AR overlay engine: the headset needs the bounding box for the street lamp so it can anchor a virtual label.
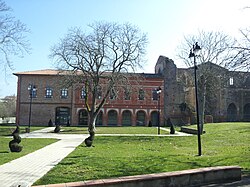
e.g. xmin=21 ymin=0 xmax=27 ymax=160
xmin=28 ymin=84 xmax=36 ymax=132
xmin=189 ymin=42 xmax=202 ymax=156
xmin=156 ymin=86 xmax=162 ymax=135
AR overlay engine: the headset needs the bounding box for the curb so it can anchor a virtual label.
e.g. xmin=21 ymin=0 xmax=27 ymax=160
xmin=32 ymin=166 xmax=242 ymax=187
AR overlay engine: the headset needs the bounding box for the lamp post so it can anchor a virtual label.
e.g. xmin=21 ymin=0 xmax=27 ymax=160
xmin=28 ymin=84 xmax=36 ymax=132
xmin=156 ymin=86 xmax=162 ymax=135
xmin=189 ymin=42 xmax=202 ymax=156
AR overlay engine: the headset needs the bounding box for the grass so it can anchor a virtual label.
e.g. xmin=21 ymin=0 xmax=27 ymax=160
xmin=34 ymin=122 xmax=250 ymax=185
xmin=0 ymin=125 xmax=58 ymax=165
xmin=0 ymin=138 xmax=58 ymax=165
xmin=0 ymin=125 xmax=45 ymax=136
xmin=60 ymin=126 xmax=170 ymax=134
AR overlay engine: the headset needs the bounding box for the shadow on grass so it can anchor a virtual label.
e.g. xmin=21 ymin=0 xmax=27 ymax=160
xmin=0 ymin=151 xmax=9 ymax=153
xmin=59 ymin=161 xmax=76 ymax=166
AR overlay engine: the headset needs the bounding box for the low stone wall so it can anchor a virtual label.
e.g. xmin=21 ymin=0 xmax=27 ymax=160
xmin=33 ymin=166 xmax=241 ymax=187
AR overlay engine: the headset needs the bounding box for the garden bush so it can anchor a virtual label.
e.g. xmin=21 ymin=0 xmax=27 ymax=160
xmin=9 ymin=126 xmax=22 ymax=152
xmin=48 ymin=119 xmax=53 ymax=127
xmin=54 ymin=125 xmax=61 ymax=133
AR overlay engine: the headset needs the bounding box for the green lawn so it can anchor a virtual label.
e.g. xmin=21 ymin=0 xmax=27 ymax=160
xmin=34 ymin=122 xmax=250 ymax=185
xmin=0 ymin=138 xmax=58 ymax=165
xmin=0 ymin=125 xmax=58 ymax=165
xmin=0 ymin=125 xmax=45 ymax=136
xmin=60 ymin=126 xmax=170 ymax=134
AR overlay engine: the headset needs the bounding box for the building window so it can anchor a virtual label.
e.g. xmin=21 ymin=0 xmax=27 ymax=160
xmin=110 ymin=89 xmax=116 ymax=100
xmin=80 ymin=87 xmax=86 ymax=99
xmin=61 ymin=88 xmax=68 ymax=99
xmin=152 ymin=89 xmax=158 ymax=100
xmin=138 ymin=88 xmax=145 ymax=100
xmin=28 ymin=84 xmax=37 ymax=98
xmin=45 ymin=87 xmax=53 ymax=98
xmin=97 ymin=86 xmax=102 ymax=99
xmin=229 ymin=77 xmax=234 ymax=86
xmin=124 ymin=89 xmax=131 ymax=100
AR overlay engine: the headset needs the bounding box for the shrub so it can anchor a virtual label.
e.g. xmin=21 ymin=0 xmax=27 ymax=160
xmin=54 ymin=125 xmax=61 ymax=133
xmin=170 ymin=124 xmax=175 ymax=134
xmin=66 ymin=120 xmax=70 ymax=127
xmin=9 ymin=129 xmax=22 ymax=152
xmin=9 ymin=141 xmax=23 ymax=152
xmin=84 ymin=131 xmax=95 ymax=147
xmin=12 ymin=126 xmax=20 ymax=135
xmin=48 ymin=119 xmax=53 ymax=127
xmin=167 ymin=118 xmax=175 ymax=134
xmin=84 ymin=137 xmax=92 ymax=147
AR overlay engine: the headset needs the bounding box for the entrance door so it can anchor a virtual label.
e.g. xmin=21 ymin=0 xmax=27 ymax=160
xmin=243 ymin=103 xmax=250 ymax=121
xmin=55 ymin=107 xmax=70 ymax=126
xmin=227 ymin=103 xmax=237 ymax=121
xmin=136 ymin=111 xmax=146 ymax=126
xmin=108 ymin=110 xmax=118 ymax=126
xmin=122 ymin=110 xmax=132 ymax=126
xmin=151 ymin=111 xmax=158 ymax=126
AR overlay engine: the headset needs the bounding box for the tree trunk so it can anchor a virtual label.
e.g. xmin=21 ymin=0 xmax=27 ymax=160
xmin=84 ymin=114 xmax=96 ymax=147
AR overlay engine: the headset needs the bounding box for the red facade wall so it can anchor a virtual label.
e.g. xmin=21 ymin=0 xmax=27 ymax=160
xmin=73 ymin=76 xmax=164 ymax=126
xmin=14 ymin=70 xmax=164 ymax=126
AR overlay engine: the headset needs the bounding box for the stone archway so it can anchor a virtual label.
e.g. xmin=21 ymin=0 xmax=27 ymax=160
xmin=122 ymin=110 xmax=132 ymax=126
xmin=227 ymin=103 xmax=237 ymax=122
xmin=150 ymin=111 xmax=158 ymax=126
xmin=243 ymin=103 xmax=250 ymax=121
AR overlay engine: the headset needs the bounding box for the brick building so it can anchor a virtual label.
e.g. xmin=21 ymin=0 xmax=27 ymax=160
xmin=14 ymin=69 xmax=164 ymax=126
xmin=14 ymin=56 xmax=250 ymax=126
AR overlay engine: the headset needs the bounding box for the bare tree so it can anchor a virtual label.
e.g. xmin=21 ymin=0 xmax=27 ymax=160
xmin=177 ymin=31 xmax=235 ymax=130
xmin=229 ymin=28 xmax=250 ymax=71
xmin=0 ymin=95 xmax=16 ymax=119
xmin=50 ymin=22 xmax=148 ymax=146
xmin=0 ymin=101 xmax=7 ymax=118
xmin=178 ymin=30 xmax=235 ymax=67
xmin=0 ymin=0 xmax=30 ymax=70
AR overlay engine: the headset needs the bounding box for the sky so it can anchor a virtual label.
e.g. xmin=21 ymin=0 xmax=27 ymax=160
xmin=0 ymin=0 xmax=249 ymax=98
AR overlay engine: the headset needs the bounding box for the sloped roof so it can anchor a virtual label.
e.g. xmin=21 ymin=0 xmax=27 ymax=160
xmin=13 ymin=69 xmax=69 ymax=76
xmin=13 ymin=69 xmax=163 ymax=79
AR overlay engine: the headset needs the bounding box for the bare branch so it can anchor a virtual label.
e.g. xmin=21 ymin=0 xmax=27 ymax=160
xmin=0 ymin=0 xmax=30 ymax=70
xmin=176 ymin=30 xmax=236 ymax=68
xmin=50 ymin=21 xmax=148 ymax=136
xmin=176 ymin=30 xmax=236 ymax=128
xmin=229 ymin=28 xmax=250 ymax=71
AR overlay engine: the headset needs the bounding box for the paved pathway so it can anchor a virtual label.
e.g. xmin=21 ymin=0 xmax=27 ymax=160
xmin=0 ymin=128 xmax=87 ymax=187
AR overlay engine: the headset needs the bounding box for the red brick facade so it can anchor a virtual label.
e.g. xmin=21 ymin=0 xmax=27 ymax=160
xmin=14 ymin=70 xmax=164 ymax=126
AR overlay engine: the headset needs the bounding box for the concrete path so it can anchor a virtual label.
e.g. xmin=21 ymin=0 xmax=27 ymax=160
xmin=0 ymin=128 xmax=87 ymax=187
